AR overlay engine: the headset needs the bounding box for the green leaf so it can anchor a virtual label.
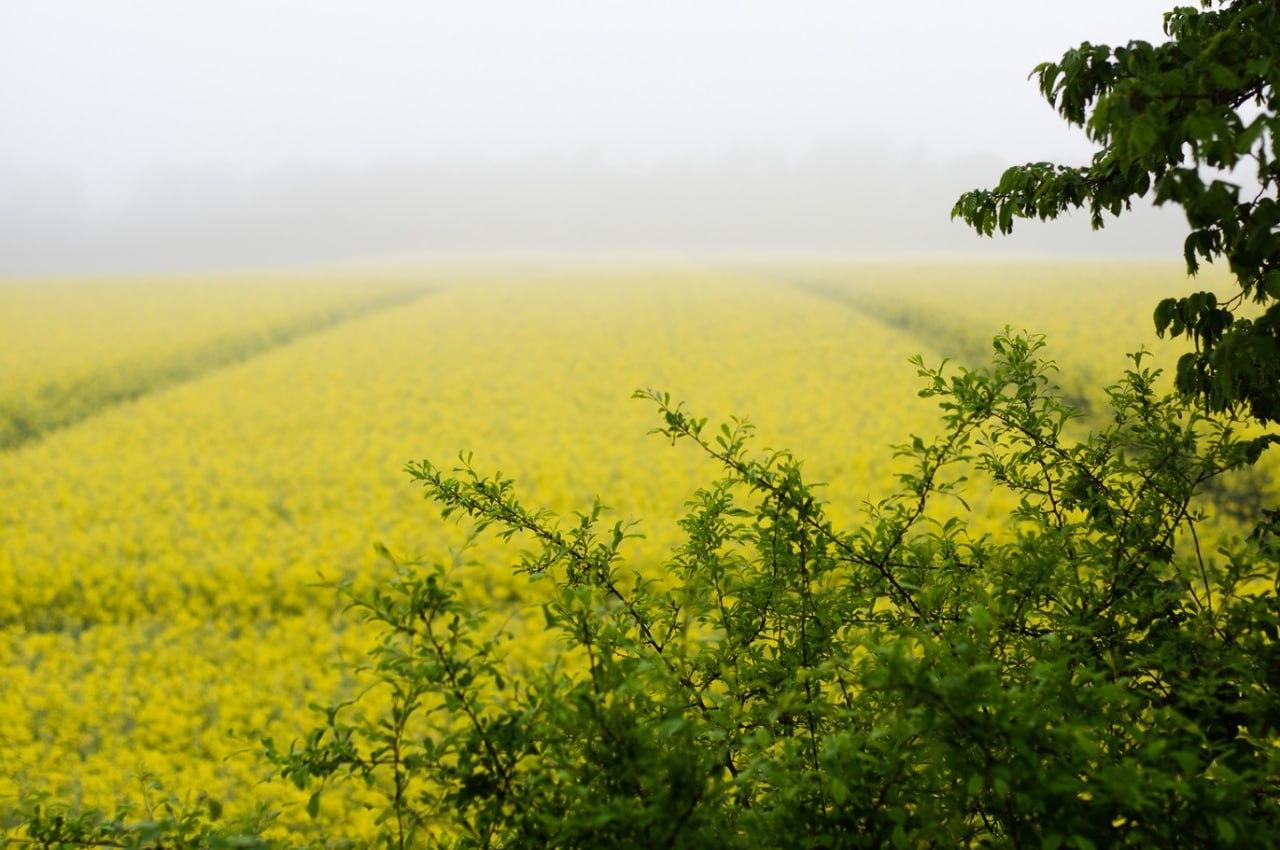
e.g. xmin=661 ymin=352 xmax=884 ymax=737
xmin=1154 ymin=298 xmax=1178 ymax=336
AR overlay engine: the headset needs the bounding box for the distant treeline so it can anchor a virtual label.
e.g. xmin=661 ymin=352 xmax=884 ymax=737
xmin=0 ymin=143 xmax=1186 ymax=275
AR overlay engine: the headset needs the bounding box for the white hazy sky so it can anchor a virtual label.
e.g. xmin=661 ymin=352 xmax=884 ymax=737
xmin=0 ymin=1 xmax=1185 ymax=273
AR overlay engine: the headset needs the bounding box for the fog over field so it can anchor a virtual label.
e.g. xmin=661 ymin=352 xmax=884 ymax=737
xmin=2 ymin=1 xmax=1187 ymax=275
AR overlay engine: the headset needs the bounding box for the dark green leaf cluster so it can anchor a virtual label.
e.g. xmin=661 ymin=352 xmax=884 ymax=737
xmin=952 ymin=0 xmax=1280 ymax=422
xmin=264 ymin=332 xmax=1278 ymax=848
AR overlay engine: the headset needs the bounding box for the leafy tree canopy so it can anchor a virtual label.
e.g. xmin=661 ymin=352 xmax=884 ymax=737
xmin=952 ymin=0 xmax=1280 ymax=423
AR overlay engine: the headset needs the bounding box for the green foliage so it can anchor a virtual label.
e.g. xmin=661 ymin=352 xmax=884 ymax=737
xmin=261 ymin=332 xmax=1277 ymax=847
xmin=952 ymin=0 xmax=1280 ymax=422
xmin=2 ymin=784 xmax=280 ymax=850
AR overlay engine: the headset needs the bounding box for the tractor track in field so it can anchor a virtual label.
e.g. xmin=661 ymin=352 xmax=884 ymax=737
xmin=783 ymin=277 xmax=1277 ymax=523
xmin=785 ymin=278 xmax=1097 ymax=415
xmin=0 ymin=286 xmax=435 ymax=452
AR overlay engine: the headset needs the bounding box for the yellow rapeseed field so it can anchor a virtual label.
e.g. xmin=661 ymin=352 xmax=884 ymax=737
xmin=0 ymin=261 xmax=1260 ymax=839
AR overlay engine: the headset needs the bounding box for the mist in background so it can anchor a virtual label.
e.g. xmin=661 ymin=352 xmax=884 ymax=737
xmin=1 ymin=1 xmax=1190 ymax=276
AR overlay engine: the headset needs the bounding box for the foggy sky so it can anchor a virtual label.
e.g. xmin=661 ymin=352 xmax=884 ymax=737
xmin=1 ymin=1 xmax=1192 ymax=275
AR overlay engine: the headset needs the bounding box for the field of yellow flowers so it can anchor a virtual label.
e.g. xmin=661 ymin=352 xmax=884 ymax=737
xmin=0 ymin=261 xmax=1254 ymax=838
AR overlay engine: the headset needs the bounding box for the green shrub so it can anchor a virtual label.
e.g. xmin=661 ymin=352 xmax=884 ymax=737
xmin=6 ymin=785 xmax=280 ymax=850
xmin=263 ymin=331 xmax=1279 ymax=848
